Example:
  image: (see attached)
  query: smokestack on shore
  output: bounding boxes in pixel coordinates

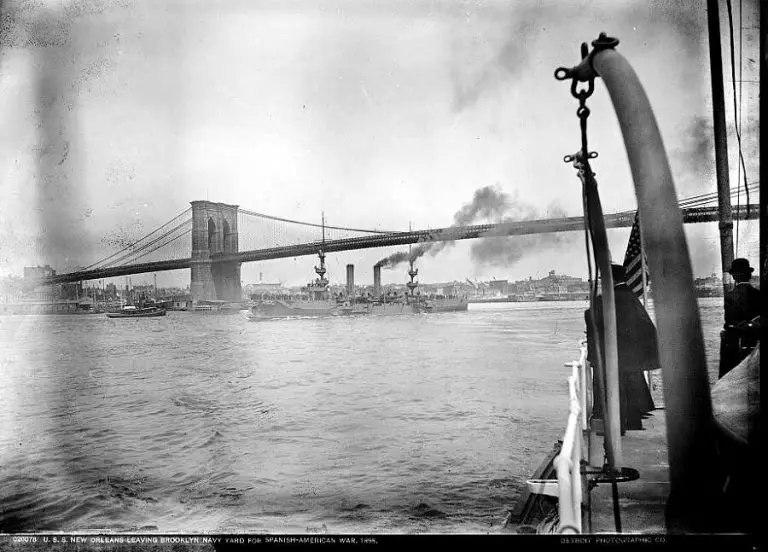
[346,264,355,301]
[373,264,381,298]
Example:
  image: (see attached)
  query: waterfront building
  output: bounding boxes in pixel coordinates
[489,279,509,295]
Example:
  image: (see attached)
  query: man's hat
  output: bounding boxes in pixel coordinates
[610,263,627,283]
[728,258,754,275]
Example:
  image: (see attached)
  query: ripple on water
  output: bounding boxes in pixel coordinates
[0,300,727,532]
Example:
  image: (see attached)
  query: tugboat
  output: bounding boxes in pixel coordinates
[106,303,166,318]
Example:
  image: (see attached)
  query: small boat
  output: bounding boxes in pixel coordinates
[106,305,166,318]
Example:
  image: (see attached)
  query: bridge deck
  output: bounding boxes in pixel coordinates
[43,205,757,284]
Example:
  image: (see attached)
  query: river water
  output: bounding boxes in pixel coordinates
[0,298,725,534]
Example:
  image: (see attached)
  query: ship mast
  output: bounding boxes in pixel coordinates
[407,261,418,297]
[706,0,735,298]
[406,222,418,298]
[310,212,329,301]
[314,212,328,285]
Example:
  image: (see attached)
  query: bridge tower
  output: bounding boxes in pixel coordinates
[190,201,242,304]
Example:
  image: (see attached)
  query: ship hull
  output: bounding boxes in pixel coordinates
[426,299,469,312]
[367,302,417,315]
[246,298,468,320]
[106,308,166,318]
[248,300,344,319]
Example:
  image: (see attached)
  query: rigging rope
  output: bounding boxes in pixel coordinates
[725,0,750,231]
[556,43,612,470]
[735,0,743,254]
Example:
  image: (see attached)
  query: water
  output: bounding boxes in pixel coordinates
[0,298,725,534]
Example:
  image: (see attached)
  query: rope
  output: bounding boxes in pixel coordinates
[536,507,560,534]
[735,0,743,254]
[582,190,594,298]
[726,0,750,225]
[581,167,609,443]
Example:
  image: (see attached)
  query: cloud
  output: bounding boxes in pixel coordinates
[447,0,707,112]
[0,0,132,270]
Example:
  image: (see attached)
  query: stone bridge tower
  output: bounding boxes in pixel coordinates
[190,201,242,304]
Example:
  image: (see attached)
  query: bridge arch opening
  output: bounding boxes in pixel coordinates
[222,219,231,252]
[208,217,216,252]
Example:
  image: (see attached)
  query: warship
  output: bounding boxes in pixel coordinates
[245,232,467,320]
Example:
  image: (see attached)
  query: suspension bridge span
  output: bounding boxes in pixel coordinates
[37,198,759,304]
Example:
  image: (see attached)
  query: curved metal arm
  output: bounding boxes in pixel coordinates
[591,47,721,531]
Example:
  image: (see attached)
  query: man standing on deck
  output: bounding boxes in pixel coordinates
[719,258,761,378]
[585,264,659,433]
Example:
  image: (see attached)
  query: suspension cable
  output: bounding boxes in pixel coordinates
[103,220,191,269]
[239,208,396,234]
[677,182,759,208]
[83,208,192,270]
[116,228,192,266]
[101,218,192,268]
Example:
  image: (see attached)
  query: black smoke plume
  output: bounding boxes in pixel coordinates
[469,203,571,268]
[375,185,575,270]
[375,185,510,269]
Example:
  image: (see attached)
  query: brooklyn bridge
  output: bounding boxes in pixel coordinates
[34,193,758,305]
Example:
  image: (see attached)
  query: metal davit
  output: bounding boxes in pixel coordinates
[555,34,723,533]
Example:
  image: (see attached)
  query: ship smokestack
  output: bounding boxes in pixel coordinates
[346,264,355,301]
[373,264,381,298]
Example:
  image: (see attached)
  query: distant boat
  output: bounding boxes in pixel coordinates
[106,305,166,318]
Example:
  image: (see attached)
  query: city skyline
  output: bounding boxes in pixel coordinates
[5,250,759,291]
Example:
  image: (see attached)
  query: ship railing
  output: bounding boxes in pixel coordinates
[526,339,590,533]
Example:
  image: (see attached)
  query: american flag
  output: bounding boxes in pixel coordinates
[622,211,649,298]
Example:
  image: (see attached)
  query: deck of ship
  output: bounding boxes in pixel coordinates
[588,408,669,533]
[506,371,672,534]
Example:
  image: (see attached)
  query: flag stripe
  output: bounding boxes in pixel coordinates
[625,255,642,272]
[622,212,650,300]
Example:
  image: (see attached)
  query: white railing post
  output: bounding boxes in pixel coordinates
[573,415,583,533]
[555,374,583,533]
[528,341,591,533]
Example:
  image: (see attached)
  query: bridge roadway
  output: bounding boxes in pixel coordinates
[43,205,758,284]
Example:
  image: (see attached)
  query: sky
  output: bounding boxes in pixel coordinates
[0,0,760,288]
